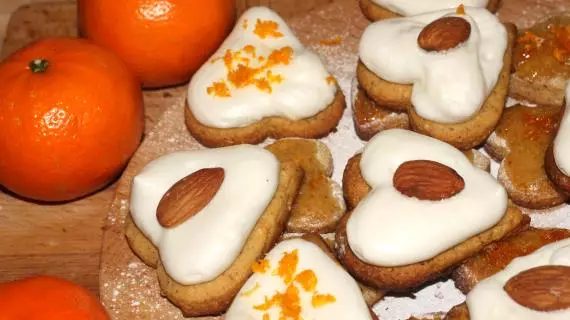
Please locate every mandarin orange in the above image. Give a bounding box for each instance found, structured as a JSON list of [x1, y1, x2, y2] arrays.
[[0, 275, 110, 320], [78, 0, 236, 88], [0, 37, 144, 202]]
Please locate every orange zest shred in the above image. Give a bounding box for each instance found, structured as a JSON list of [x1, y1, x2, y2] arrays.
[[456, 4, 466, 15], [311, 293, 337, 308], [248, 249, 337, 319], [294, 270, 317, 292], [207, 45, 293, 97], [319, 36, 343, 46], [241, 283, 261, 297], [276, 249, 299, 284], [243, 19, 249, 30], [254, 19, 284, 39], [326, 75, 336, 85], [516, 24, 570, 69], [206, 81, 231, 97], [252, 259, 270, 274]]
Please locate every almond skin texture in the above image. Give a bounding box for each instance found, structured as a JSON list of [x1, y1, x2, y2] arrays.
[[417, 16, 471, 52], [504, 265, 570, 311], [393, 160, 465, 201], [156, 167, 225, 228]]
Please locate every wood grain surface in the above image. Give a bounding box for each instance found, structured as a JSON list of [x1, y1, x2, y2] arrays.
[[0, 0, 328, 296], [98, 0, 570, 319]]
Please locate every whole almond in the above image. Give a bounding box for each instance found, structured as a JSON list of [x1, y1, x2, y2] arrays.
[[393, 160, 465, 201], [417, 16, 471, 52], [156, 167, 225, 228], [504, 265, 570, 311]]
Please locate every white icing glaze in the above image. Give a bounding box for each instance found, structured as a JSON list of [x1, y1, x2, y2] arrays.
[[225, 238, 373, 320], [553, 83, 570, 175], [467, 238, 570, 319], [347, 129, 507, 266], [187, 7, 336, 129], [359, 8, 507, 123], [130, 145, 279, 285], [370, 0, 488, 16]]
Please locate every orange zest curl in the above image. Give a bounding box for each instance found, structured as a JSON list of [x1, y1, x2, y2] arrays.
[[252, 259, 271, 274], [243, 19, 249, 30], [294, 270, 318, 292], [456, 4, 466, 15], [276, 249, 299, 284], [254, 19, 284, 39], [319, 36, 343, 46], [206, 81, 231, 97], [311, 293, 337, 308], [326, 75, 336, 85], [241, 283, 261, 297]]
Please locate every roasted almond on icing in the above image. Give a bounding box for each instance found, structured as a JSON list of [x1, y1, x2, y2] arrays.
[[393, 160, 465, 201], [417, 16, 472, 52], [156, 167, 225, 228], [504, 265, 570, 311]]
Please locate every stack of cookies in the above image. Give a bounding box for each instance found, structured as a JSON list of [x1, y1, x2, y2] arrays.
[[124, 2, 570, 319]]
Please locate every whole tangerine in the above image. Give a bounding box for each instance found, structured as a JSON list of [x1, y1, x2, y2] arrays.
[[77, 0, 236, 88], [0, 275, 110, 320], [0, 37, 144, 202]]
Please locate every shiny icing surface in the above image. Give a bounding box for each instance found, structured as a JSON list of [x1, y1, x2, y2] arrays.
[[187, 7, 336, 129], [370, 0, 488, 16], [225, 238, 372, 320], [467, 238, 570, 319], [359, 8, 507, 123], [130, 145, 279, 285], [347, 129, 507, 266], [553, 83, 570, 175]]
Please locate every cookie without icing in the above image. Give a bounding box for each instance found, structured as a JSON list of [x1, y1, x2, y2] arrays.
[[358, 0, 502, 21], [185, 7, 345, 147], [485, 104, 567, 209], [510, 16, 570, 107]]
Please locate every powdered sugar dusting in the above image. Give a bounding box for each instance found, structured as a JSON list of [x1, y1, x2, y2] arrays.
[[100, 1, 570, 319]]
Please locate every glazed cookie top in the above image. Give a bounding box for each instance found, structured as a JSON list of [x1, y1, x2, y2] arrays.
[[359, 7, 507, 123], [466, 238, 570, 319], [553, 83, 570, 175], [187, 7, 337, 129], [225, 238, 373, 320], [347, 129, 507, 266], [130, 145, 279, 285], [370, 0, 488, 16]]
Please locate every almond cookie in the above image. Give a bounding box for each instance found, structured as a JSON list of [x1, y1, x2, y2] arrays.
[[446, 238, 570, 319], [225, 235, 379, 319], [485, 104, 567, 209], [359, 0, 501, 21], [357, 7, 515, 150], [453, 227, 570, 294], [185, 7, 345, 148], [546, 84, 570, 195], [510, 16, 570, 106], [336, 129, 524, 291]]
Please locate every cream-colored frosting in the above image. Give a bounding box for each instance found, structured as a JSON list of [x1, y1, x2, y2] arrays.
[[187, 7, 336, 129], [359, 8, 507, 123], [347, 129, 507, 266], [225, 238, 373, 320], [130, 145, 279, 285], [370, 0, 489, 16], [553, 83, 570, 175], [467, 238, 570, 319]]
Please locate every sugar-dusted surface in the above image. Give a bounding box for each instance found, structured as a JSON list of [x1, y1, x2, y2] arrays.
[[100, 0, 570, 319]]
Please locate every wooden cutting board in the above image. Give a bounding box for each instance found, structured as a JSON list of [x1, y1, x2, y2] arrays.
[[98, 0, 569, 319], [0, 0, 327, 295]]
